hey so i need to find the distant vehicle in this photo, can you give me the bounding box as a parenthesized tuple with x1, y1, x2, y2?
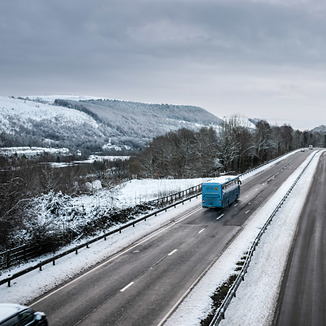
(301, 148, 305, 152)
(309, 145, 313, 150)
(202, 175, 241, 208)
(0, 303, 48, 326)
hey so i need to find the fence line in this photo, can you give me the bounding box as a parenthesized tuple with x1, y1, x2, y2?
(0, 245, 40, 270)
(0, 184, 202, 271)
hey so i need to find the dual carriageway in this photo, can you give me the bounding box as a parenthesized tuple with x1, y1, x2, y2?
(3, 149, 325, 325)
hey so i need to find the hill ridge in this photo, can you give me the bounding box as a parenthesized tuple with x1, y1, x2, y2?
(0, 96, 223, 153)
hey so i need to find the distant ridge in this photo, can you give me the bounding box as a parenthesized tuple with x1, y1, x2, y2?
(0, 96, 223, 152)
(311, 125, 326, 134)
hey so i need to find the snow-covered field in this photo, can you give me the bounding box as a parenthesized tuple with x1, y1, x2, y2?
(0, 146, 70, 158)
(0, 150, 323, 326)
(10, 177, 209, 242)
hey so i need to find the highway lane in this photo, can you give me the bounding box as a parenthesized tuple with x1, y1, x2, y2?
(31, 150, 312, 326)
(273, 150, 326, 326)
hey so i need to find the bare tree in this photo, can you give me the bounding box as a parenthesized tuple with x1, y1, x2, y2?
(253, 120, 274, 163)
(195, 127, 220, 176)
(217, 116, 242, 171)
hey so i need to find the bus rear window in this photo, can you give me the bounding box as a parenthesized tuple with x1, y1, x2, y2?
(206, 186, 218, 191)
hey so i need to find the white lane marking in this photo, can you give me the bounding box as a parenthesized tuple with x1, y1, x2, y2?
(245, 210, 251, 214)
(198, 228, 205, 234)
(217, 214, 224, 221)
(120, 281, 134, 292)
(156, 232, 224, 326)
(234, 203, 238, 207)
(31, 205, 203, 306)
(168, 249, 178, 256)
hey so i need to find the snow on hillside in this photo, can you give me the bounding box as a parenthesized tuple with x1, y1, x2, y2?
(0, 96, 99, 132)
(0, 95, 224, 150)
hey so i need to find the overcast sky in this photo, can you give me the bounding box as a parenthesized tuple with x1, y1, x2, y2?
(1, 0, 326, 130)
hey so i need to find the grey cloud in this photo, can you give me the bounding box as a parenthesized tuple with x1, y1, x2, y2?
(0, 0, 325, 130)
(1, 0, 326, 71)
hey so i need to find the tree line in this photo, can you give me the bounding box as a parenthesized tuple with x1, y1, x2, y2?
(0, 154, 128, 251)
(130, 116, 325, 179)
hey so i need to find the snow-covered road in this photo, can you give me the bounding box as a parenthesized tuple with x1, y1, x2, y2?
(0, 150, 323, 326)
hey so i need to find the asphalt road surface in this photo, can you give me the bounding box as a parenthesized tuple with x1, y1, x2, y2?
(273, 150, 326, 326)
(31, 151, 312, 326)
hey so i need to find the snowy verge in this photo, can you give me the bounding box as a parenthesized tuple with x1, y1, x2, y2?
(164, 151, 322, 326)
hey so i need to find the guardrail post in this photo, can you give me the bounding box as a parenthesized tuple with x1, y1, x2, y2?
(7, 249, 11, 269)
